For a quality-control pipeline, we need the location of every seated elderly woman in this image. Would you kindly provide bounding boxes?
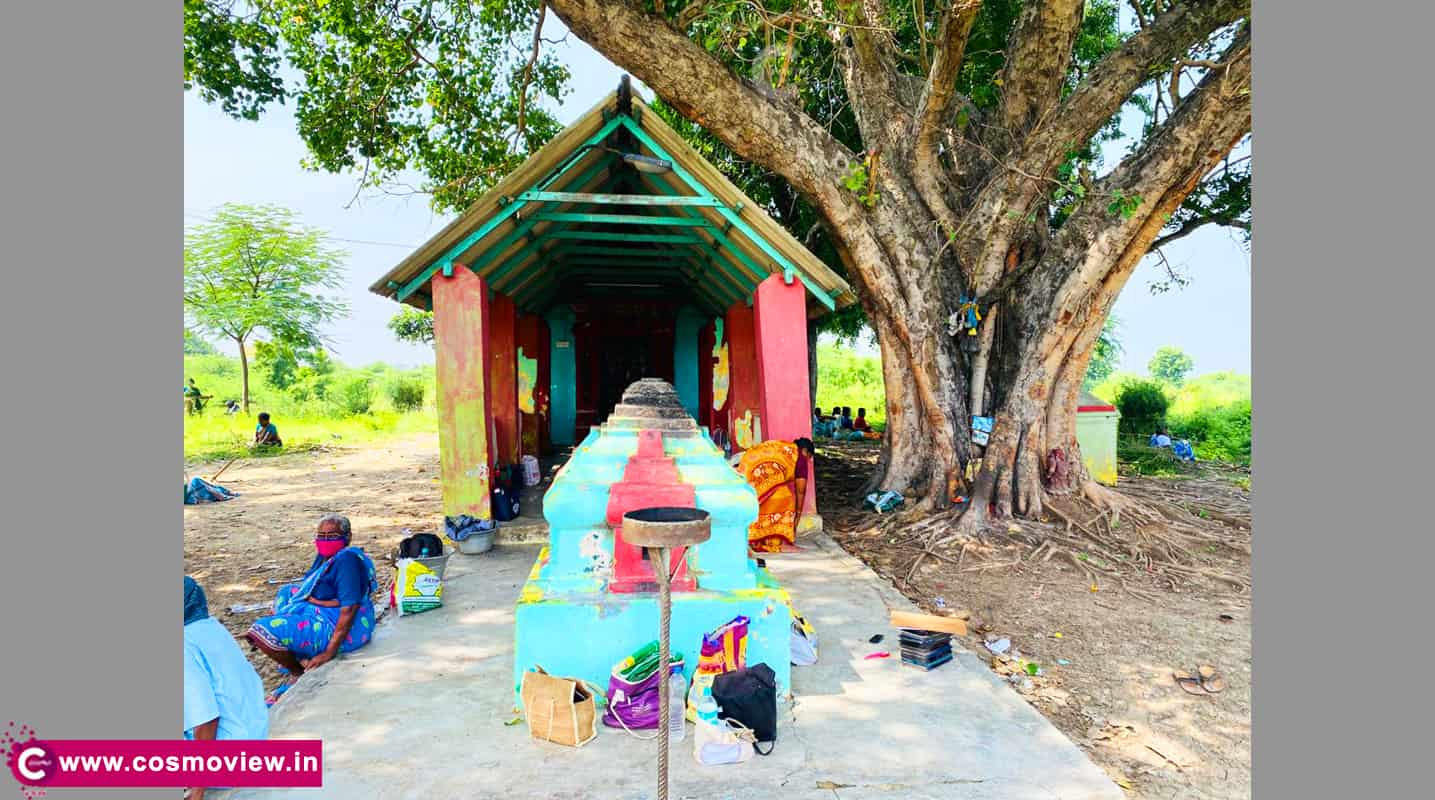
[246,514,377,704]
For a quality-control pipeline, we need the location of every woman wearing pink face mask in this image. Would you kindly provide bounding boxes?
[245,514,377,704]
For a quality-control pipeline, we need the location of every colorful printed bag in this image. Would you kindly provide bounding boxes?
[686,615,749,721]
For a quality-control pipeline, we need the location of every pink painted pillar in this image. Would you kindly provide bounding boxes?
[754,274,819,524]
[431,267,492,520]
[489,293,519,466]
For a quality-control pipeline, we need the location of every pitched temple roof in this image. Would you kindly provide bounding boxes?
[369,79,855,319]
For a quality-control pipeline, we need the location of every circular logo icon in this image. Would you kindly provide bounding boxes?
[11,741,57,786]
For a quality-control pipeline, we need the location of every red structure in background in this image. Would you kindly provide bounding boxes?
[516,314,543,458]
[724,303,760,450]
[572,303,678,437]
[490,294,519,465]
[606,430,697,593]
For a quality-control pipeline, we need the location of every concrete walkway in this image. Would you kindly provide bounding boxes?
[228,534,1120,799]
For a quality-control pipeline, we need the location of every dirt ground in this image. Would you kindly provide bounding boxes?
[185,433,1250,799]
[819,439,1251,800]
[183,434,446,691]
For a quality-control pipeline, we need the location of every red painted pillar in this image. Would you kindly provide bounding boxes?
[490,293,519,466]
[755,274,818,520]
[725,302,761,452]
[431,268,492,519]
[516,314,542,458]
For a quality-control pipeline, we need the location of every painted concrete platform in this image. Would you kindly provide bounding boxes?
[225,534,1120,800]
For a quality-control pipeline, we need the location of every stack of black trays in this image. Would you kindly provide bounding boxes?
[898,628,953,671]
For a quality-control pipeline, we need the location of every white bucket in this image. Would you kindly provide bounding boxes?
[455,531,494,555]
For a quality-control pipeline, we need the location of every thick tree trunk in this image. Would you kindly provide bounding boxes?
[547,0,1251,527]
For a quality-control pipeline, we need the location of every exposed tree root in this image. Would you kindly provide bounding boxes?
[831,472,1251,596]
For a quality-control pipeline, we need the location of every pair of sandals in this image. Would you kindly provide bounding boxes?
[266,668,299,707]
[1173,665,1226,695]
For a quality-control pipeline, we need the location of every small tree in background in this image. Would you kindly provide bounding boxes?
[1083,317,1124,390]
[184,203,349,411]
[386,377,426,412]
[338,376,374,415]
[387,307,434,346]
[1115,379,1171,437]
[1149,346,1195,387]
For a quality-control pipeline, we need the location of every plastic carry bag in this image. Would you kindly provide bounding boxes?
[790,612,818,666]
[692,716,757,765]
[393,558,443,616]
[686,615,749,721]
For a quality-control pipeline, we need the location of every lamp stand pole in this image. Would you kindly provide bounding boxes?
[652,544,672,800]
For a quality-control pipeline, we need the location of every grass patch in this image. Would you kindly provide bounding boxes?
[1117,435,1198,477]
[815,343,886,425]
[184,408,437,464]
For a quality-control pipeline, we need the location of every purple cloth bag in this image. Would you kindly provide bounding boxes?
[602,659,683,731]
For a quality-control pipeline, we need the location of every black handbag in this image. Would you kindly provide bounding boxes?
[711,663,777,755]
[397,532,445,559]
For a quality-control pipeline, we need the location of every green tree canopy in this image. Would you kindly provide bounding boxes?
[1148,345,1195,386]
[183,203,349,410]
[388,306,436,346]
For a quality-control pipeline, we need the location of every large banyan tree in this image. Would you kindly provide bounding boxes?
[186,0,1251,528]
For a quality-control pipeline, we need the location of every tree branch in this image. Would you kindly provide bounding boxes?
[827,0,914,148]
[513,3,548,147]
[998,0,1086,138]
[911,1,982,247]
[1148,213,1249,250]
[952,0,1247,292]
[546,0,853,193]
[1021,0,1248,174]
[1052,25,1251,294]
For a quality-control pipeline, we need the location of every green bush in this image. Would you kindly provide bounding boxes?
[1114,378,1170,436]
[338,377,374,415]
[386,377,426,412]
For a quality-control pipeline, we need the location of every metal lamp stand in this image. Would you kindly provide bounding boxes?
[621,507,712,800]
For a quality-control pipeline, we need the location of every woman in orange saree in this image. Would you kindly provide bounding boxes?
[739,438,814,553]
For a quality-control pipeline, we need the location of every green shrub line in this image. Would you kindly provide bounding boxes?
[183,352,438,461]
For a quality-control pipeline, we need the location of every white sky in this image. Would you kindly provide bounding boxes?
[184,17,1249,375]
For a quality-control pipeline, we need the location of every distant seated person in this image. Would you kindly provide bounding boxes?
[853,408,871,431]
[830,405,841,421]
[813,407,835,438]
[839,406,854,430]
[225,399,241,416]
[184,378,212,416]
[184,577,268,800]
[246,515,377,705]
[254,412,282,448]
[1149,428,1196,462]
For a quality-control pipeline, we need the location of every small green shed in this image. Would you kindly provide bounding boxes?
[1075,391,1120,485]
